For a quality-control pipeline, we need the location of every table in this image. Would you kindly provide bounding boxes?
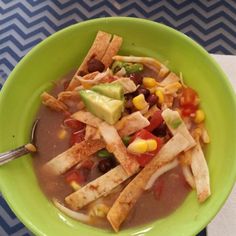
[0,1,235,235]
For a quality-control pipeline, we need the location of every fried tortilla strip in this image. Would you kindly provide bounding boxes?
[85,125,101,140]
[101,35,123,68]
[45,139,105,175]
[182,164,196,189]
[115,111,150,137]
[67,31,112,90]
[57,90,80,102]
[57,90,85,110]
[144,158,179,190]
[161,82,182,95]
[191,143,211,202]
[72,110,149,137]
[67,71,99,91]
[65,165,133,210]
[76,70,112,88]
[112,78,137,94]
[71,110,103,128]
[99,122,140,175]
[107,133,190,232]
[41,92,68,113]
[162,108,196,151]
[143,105,159,119]
[160,72,180,86]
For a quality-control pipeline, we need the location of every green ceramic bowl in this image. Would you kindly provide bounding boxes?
[0,17,236,236]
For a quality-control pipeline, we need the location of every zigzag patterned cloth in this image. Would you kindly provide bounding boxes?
[0,0,236,235]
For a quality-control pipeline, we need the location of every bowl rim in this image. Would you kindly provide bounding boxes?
[0,16,236,236]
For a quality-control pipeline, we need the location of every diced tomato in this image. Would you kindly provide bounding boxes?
[180,87,198,107]
[181,104,197,117]
[81,160,94,169]
[154,178,164,200]
[64,118,85,131]
[180,88,199,117]
[145,110,163,132]
[70,129,85,146]
[65,169,86,184]
[131,129,163,167]
[132,129,161,142]
[135,152,155,167]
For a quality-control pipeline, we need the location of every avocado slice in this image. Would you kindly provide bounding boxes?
[79,90,124,125]
[91,83,124,100]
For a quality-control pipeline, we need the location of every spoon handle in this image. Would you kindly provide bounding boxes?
[0,146,30,165]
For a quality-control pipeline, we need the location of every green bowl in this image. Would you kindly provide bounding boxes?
[0,17,236,236]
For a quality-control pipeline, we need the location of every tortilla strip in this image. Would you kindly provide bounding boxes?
[101,35,123,68]
[201,126,210,144]
[72,110,149,137]
[45,139,105,175]
[107,133,190,232]
[143,105,159,119]
[161,82,182,95]
[144,158,179,190]
[65,165,133,210]
[190,143,211,202]
[67,71,99,91]
[41,92,68,113]
[67,31,112,90]
[112,78,137,94]
[160,72,180,86]
[115,111,150,137]
[85,125,101,140]
[192,124,210,144]
[99,122,140,175]
[182,165,196,189]
[76,69,111,87]
[162,108,196,151]
[57,90,85,110]
[71,110,103,128]
[57,90,80,102]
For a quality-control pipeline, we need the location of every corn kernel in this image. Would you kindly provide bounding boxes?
[155,90,164,104]
[143,77,157,88]
[194,109,205,123]
[70,181,81,191]
[132,94,148,110]
[127,139,148,154]
[58,129,67,140]
[146,139,157,151]
[89,203,110,218]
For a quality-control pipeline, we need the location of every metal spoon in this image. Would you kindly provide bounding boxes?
[0,119,39,165]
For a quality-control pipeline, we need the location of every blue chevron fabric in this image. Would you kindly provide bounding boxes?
[0,0,236,235]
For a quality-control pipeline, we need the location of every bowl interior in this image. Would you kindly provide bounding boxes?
[0,17,236,236]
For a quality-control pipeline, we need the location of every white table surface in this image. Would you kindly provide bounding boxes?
[207,54,236,236]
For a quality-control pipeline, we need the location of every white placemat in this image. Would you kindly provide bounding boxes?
[207,54,236,236]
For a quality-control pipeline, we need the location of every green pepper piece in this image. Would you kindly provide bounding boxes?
[124,63,143,74]
[122,136,131,146]
[111,61,125,74]
[97,149,113,158]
